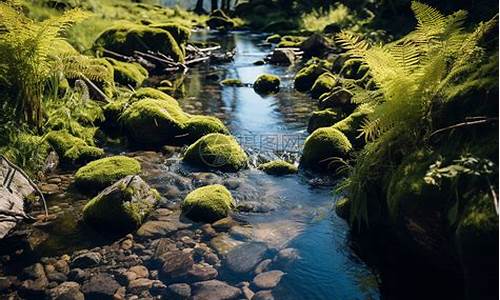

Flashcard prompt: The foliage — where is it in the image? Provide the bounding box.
[337,1,498,226]
[301,4,350,32]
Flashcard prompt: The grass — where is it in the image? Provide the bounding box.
[300,4,350,32]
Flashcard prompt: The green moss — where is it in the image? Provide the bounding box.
[258,160,298,175]
[93,22,184,62]
[50,39,79,56]
[253,74,280,94]
[74,156,142,192]
[103,98,128,127]
[181,184,235,223]
[220,78,243,87]
[150,22,191,45]
[106,58,148,88]
[335,197,351,219]
[294,60,331,92]
[83,176,159,231]
[120,98,188,146]
[183,133,248,172]
[89,58,116,99]
[206,16,235,30]
[130,87,176,102]
[266,34,281,43]
[184,115,229,144]
[300,127,352,172]
[307,109,343,133]
[332,105,372,148]
[277,40,302,48]
[64,145,104,165]
[311,72,338,99]
[46,130,87,157]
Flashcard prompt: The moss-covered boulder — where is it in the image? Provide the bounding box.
[74,156,142,192]
[253,74,280,94]
[332,105,371,148]
[181,184,235,223]
[220,78,243,87]
[120,98,189,146]
[83,175,159,232]
[258,160,298,175]
[300,127,352,172]
[319,88,356,112]
[311,73,338,99]
[276,35,304,48]
[266,34,281,44]
[294,60,331,92]
[184,116,229,144]
[46,130,104,165]
[64,145,105,165]
[307,109,343,133]
[87,58,116,100]
[335,197,351,219]
[207,9,235,30]
[183,133,248,172]
[93,23,184,62]
[150,23,191,45]
[106,58,148,88]
[131,87,176,102]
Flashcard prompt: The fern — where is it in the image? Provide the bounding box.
[0,3,90,127]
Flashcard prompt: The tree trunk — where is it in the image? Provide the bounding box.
[194,0,205,14]
[211,0,218,11]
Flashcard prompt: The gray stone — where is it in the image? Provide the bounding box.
[252,271,284,290]
[268,48,297,65]
[81,273,121,300]
[71,252,102,268]
[67,269,87,283]
[252,290,274,300]
[49,281,84,300]
[254,259,272,274]
[188,264,218,281]
[167,283,191,299]
[225,242,268,273]
[191,280,241,300]
[127,278,154,294]
[159,250,194,278]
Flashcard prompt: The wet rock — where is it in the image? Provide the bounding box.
[121,239,133,250]
[229,225,253,241]
[252,271,285,290]
[204,252,220,266]
[67,269,87,283]
[191,280,241,300]
[252,290,274,300]
[129,265,149,278]
[23,263,46,281]
[19,278,48,299]
[137,212,191,239]
[268,48,297,66]
[242,285,255,300]
[54,260,70,275]
[275,248,299,264]
[151,238,177,264]
[201,224,217,238]
[49,281,83,300]
[159,250,194,279]
[47,272,67,283]
[212,217,239,232]
[116,271,137,286]
[71,252,102,268]
[300,33,331,58]
[128,278,154,294]
[188,264,218,281]
[254,259,272,274]
[167,283,191,299]
[210,234,243,256]
[236,202,276,213]
[81,273,121,300]
[225,242,268,274]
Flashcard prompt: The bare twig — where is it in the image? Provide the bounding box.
[430,117,498,137]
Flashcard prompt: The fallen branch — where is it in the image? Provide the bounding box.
[430,117,498,137]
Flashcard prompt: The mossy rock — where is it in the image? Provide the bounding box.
[131,87,176,102]
[86,58,116,100]
[307,109,343,133]
[46,130,87,157]
[120,98,188,146]
[106,58,148,88]
[74,156,142,192]
[311,73,338,99]
[184,115,230,144]
[94,22,184,62]
[183,133,248,172]
[300,127,352,172]
[51,39,79,56]
[207,16,234,30]
[64,145,104,165]
[253,74,280,94]
[258,160,298,176]
[103,98,129,128]
[332,105,372,149]
[335,197,351,219]
[319,88,355,112]
[294,60,331,92]
[266,34,281,43]
[46,130,103,165]
[83,175,159,232]
[181,184,235,223]
[220,78,243,87]
[150,22,191,45]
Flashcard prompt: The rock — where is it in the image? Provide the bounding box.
[188,264,218,281]
[184,116,230,144]
[229,225,253,241]
[275,248,299,264]
[311,72,338,99]
[23,263,46,281]
[268,48,297,66]
[210,234,243,256]
[212,217,239,231]
[294,59,331,92]
[105,58,148,88]
[82,175,159,231]
[252,290,274,300]
[307,109,343,133]
[19,279,49,299]
[300,127,352,172]
[257,160,298,176]
[159,250,194,279]
[93,23,184,62]
[81,273,121,300]
[67,269,87,283]
[206,10,234,30]
[181,185,235,223]
[242,285,255,300]
[116,271,137,285]
[335,197,351,219]
[127,278,154,294]
[47,272,67,283]
[253,74,280,94]
[220,78,243,87]
[167,283,191,299]
[121,239,134,250]
[129,265,149,278]
[265,34,281,44]
[74,156,141,192]
[301,33,331,57]
[71,252,102,269]
[54,260,70,275]
[183,134,248,172]
[0,277,12,292]
[45,130,104,166]
[137,213,191,239]
[252,271,285,290]
[191,280,241,300]
[318,88,355,112]
[254,259,272,274]
[331,106,372,149]
[201,224,217,238]
[49,281,83,300]
[204,252,220,266]
[225,242,268,274]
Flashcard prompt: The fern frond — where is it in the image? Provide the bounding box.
[336,31,371,59]
[411,1,446,42]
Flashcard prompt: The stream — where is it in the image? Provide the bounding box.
[1,31,381,299]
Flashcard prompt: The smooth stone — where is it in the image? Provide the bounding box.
[81,273,121,300]
[121,239,133,250]
[23,263,46,280]
[54,260,70,275]
[19,278,49,299]
[116,271,137,285]
[212,217,239,231]
[49,281,84,300]
[210,234,243,256]
[252,290,274,300]
[159,250,194,278]
[137,213,191,239]
[252,271,285,290]
[191,280,241,300]
[47,272,67,283]
[229,226,253,241]
[167,283,191,299]
[254,259,272,275]
[242,285,255,300]
[187,264,218,281]
[275,248,299,264]
[127,278,154,294]
[225,242,268,274]
[67,269,87,283]
[129,265,149,278]
[70,252,102,268]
